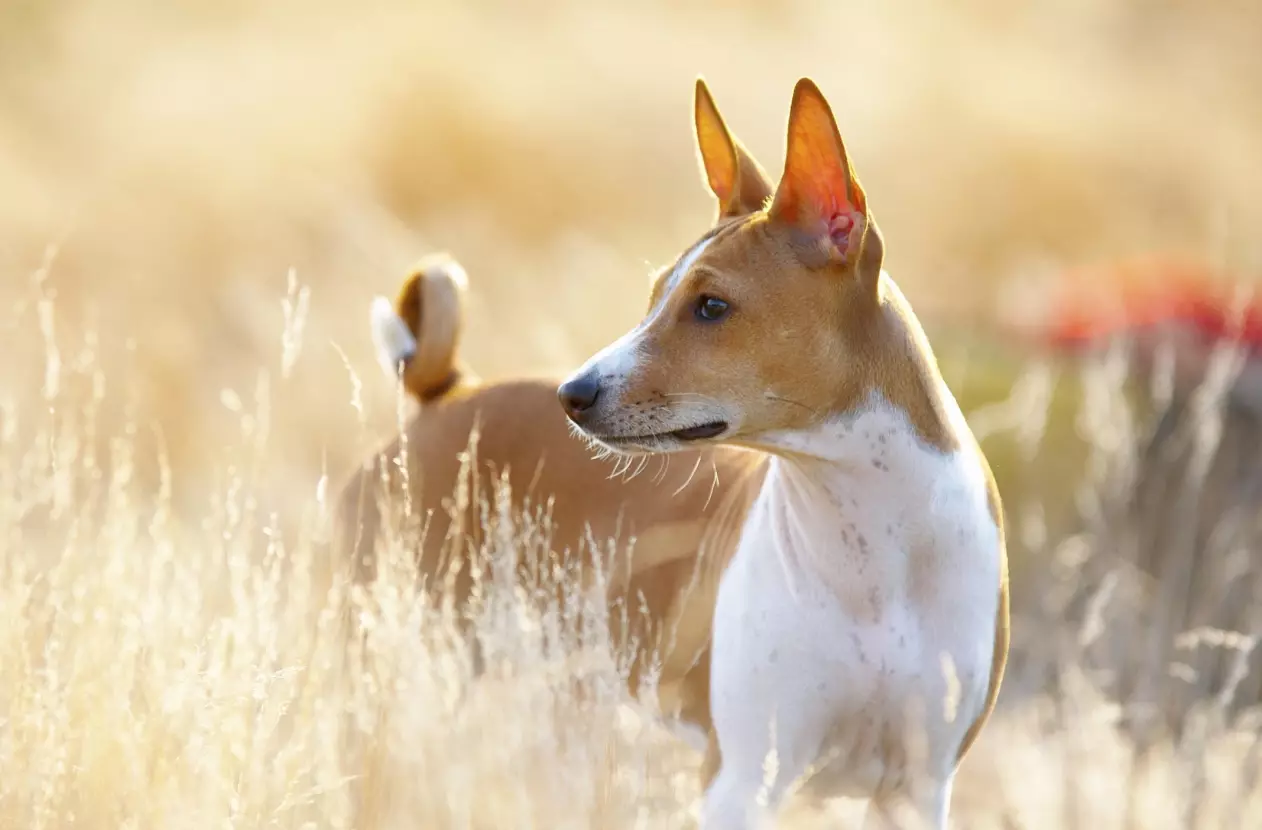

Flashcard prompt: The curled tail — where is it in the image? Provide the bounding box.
[370,252,470,402]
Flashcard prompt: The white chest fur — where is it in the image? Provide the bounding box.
[701,392,1001,829]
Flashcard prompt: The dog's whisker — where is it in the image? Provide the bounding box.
[652,453,672,486]
[705,458,720,511]
[662,392,718,402]
[633,454,651,482]
[764,393,821,417]
[673,453,703,498]
[622,454,639,481]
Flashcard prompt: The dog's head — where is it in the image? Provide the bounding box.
[560,78,890,455]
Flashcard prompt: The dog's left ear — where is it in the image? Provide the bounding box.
[768,78,871,268]
[694,78,775,221]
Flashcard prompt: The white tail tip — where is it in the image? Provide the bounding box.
[424,256,469,293]
[370,295,417,379]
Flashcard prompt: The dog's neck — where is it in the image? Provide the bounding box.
[758,272,963,489]
[760,388,956,514]
[748,388,974,625]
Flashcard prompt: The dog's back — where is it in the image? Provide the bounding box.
[334,254,765,727]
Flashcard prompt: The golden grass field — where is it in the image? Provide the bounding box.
[4,1,1262,827]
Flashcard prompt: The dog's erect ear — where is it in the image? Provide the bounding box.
[768,78,870,267]
[694,78,774,221]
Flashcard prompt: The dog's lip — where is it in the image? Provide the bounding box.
[669,421,728,441]
[589,420,729,445]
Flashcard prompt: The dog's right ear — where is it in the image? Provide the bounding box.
[694,77,774,221]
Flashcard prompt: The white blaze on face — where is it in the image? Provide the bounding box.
[571,236,714,388]
[651,234,715,317]
[370,295,418,379]
[576,325,646,385]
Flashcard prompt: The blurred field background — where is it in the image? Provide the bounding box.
[4,0,1262,827]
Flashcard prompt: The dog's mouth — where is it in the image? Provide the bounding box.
[668,421,729,441]
[592,420,729,448]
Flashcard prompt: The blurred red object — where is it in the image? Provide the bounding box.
[1005,254,1262,413]
[1032,256,1262,353]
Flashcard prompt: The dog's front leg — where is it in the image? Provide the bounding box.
[699,761,778,830]
[862,775,954,830]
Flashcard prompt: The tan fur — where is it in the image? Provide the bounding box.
[956,433,1009,763]
[336,260,766,735]
[395,252,470,401]
[628,214,961,456]
[694,77,775,221]
[577,78,1009,786]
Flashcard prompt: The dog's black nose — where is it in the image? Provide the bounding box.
[558,374,601,420]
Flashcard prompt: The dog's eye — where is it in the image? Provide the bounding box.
[695,295,730,322]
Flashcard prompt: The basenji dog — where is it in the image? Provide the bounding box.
[333,252,765,738]
[560,78,1009,829]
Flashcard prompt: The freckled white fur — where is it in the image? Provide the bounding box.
[702,390,1001,830]
[370,295,417,378]
[576,237,714,387]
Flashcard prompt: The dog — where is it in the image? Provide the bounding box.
[333,250,765,738]
[560,78,1009,829]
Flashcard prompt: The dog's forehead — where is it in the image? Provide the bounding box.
[648,233,711,309]
[648,215,763,307]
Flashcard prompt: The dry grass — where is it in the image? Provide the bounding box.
[5,281,1262,829]
[4,0,1262,827]
[0,289,699,829]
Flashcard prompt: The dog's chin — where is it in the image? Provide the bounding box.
[582,420,730,456]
